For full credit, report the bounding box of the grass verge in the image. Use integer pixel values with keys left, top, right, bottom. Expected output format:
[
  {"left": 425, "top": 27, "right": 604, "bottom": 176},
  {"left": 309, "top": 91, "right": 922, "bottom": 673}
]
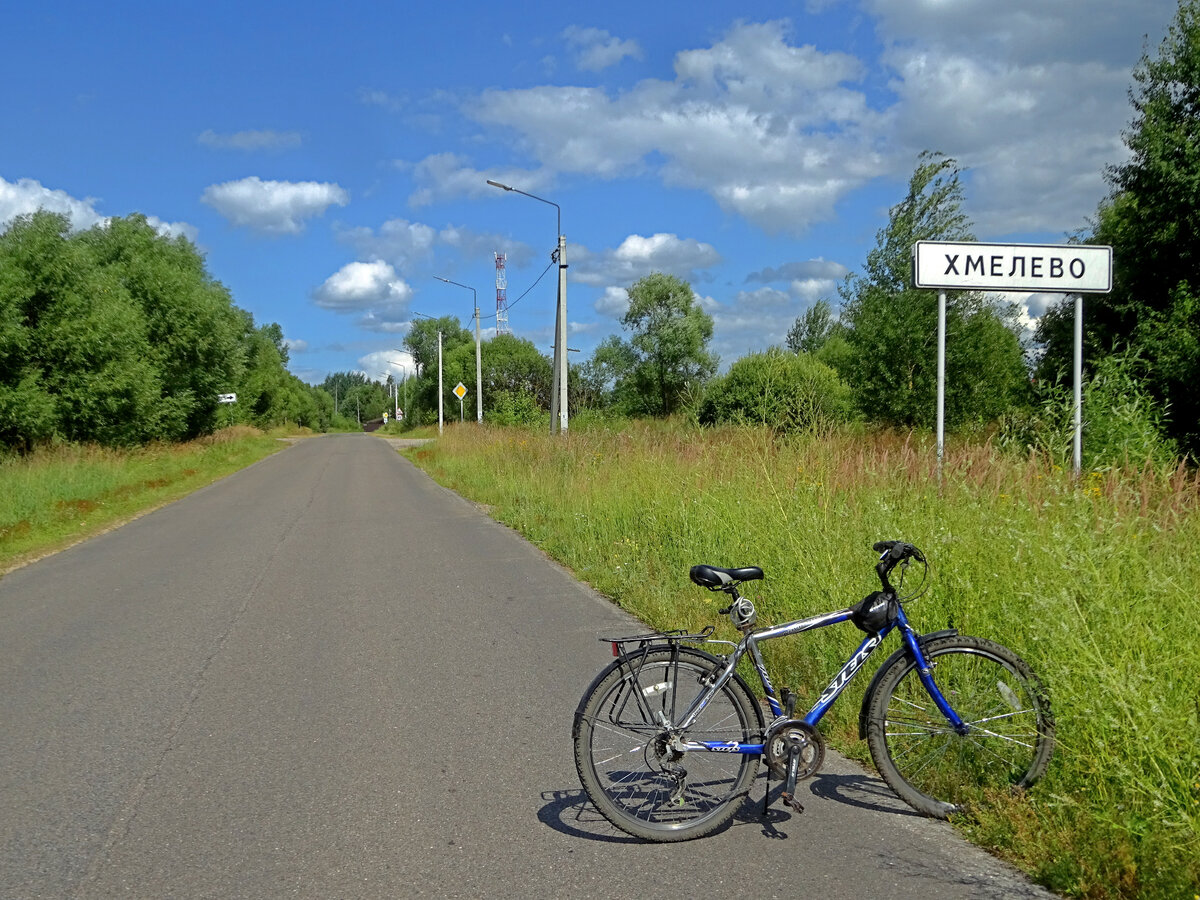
[
  {"left": 0, "top": 426, "right": 295, "bottom": 574},
  {"left": 405, "top": 420, "right": 1200, "bottom": 900}
]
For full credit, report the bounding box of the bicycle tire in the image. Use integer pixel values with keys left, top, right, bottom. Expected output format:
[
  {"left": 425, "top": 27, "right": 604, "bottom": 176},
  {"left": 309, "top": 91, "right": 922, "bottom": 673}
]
[
  {"left": 572, "top": 646, "right": 761, "bottom": 842},
  {"left": 865, "top": 634, "right": 1055, "bottom": 818}
]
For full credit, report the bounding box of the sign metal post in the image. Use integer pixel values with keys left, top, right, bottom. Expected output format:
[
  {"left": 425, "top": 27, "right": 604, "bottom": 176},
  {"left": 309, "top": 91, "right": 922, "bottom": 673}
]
[{"left": 913, "top": 241, "right": 1112, "bottom": 481}]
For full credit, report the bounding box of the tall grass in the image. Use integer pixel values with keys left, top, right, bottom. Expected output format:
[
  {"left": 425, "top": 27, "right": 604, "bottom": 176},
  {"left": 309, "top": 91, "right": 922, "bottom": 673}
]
[
  {"left": 409, "top": 421, "right": 1200, "bottom": 900},
  {"left": 0, "top": 426, "right": 288, "bottom": 573}
]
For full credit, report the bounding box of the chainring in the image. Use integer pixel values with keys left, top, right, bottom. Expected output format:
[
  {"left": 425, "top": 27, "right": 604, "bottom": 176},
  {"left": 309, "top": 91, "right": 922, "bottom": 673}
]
[{"left": 765, "top": 720, "right": 825, "bottom": 779}]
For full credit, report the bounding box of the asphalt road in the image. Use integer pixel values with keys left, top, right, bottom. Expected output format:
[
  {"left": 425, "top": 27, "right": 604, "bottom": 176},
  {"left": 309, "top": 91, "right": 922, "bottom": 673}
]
[{"left": 0, "top": 434, "right": 1056, "bottom": 899}]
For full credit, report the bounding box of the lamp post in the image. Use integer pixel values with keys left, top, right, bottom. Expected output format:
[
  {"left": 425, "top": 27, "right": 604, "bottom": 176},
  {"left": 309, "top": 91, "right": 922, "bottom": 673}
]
[
  {"left": 411, "top": 313, "right": 444, "bottom": 434},
  {"left": 434, "top": 276, "right": 483, "bottom": 424},
  {"left": 487, "top": 179, "right": 568, "bottom": 435},
  {"left": 388, "top": 349, "right": 411, "bottom": 420}
]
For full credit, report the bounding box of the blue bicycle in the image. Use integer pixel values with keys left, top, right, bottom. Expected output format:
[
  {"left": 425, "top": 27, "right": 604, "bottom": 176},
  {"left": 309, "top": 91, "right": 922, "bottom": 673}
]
[{"left": 572, "top": 541, "right": 1055, "bottom": 842}]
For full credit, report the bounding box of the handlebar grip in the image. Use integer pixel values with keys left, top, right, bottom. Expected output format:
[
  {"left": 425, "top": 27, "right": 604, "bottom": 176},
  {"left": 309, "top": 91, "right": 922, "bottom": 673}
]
[{"left": 873, "top": 540, "right": 925, "bottom": 563}]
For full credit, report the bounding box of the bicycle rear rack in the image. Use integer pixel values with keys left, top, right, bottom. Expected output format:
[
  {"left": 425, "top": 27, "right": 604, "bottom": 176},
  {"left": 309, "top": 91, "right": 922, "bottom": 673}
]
[{"left": 600, "top": 626, "right": 716, "bottom": 656}]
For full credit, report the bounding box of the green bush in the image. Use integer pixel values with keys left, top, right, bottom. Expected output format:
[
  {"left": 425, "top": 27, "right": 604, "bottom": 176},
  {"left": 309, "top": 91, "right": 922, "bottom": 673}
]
[
  {"left": 487, "top": 389, "right": 548, "bottom": 427},
  {"left": 699, "top": 348, "right": 853, "bottom": 433},
  {"left": 1000, "top": 349, "right": 1177, "bottom": 470}
]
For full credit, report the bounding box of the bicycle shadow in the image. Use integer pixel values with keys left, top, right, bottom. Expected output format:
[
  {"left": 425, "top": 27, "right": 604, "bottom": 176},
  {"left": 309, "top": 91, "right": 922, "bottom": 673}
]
[{"left": 539, "top": 770, "right": 917, "bottom": 844}]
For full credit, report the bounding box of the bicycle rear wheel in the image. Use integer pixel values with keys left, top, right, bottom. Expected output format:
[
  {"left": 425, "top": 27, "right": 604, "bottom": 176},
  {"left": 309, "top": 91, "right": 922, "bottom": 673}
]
[
  {"left": 572, "top": 646, "right": 761, "bottom": 842},
  {"left": 865, "top": 634, "right": 1054, "bottom": 818}
]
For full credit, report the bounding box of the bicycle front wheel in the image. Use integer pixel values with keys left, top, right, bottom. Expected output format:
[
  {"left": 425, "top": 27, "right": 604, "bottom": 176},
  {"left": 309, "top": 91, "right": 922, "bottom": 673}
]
[
  {"left": 865, "top": 635, "right": 1054, "bottom": 818},
  {"left": 572, "top": 646, "right": 761, "bottom": 842}
]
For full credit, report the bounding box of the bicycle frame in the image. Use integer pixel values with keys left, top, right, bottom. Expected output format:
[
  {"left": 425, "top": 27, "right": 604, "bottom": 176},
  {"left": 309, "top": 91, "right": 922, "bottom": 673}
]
[{"left": 660, "top": 600, "right": 967, "bottom": 756}]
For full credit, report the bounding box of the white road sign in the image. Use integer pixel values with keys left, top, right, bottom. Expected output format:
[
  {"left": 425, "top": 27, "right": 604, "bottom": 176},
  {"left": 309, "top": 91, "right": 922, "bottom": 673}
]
[{"left": 913, "top": 241, "right": 1113, "bottom": 293}]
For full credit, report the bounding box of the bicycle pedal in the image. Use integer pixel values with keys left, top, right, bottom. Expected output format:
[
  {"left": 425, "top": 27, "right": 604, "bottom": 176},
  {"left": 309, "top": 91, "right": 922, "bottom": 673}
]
[{"left": 781, "top": 792, "right": 805, "bottom": 814}]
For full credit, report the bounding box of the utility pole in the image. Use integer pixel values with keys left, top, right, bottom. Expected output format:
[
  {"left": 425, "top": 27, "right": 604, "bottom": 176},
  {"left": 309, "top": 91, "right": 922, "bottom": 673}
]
[{"left": 487, "top": 179, "right": 568, "bottom": 434}]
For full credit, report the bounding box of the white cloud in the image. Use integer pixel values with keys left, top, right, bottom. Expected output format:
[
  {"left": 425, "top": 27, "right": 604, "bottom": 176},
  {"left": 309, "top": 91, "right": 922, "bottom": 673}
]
[
  {"left": 454, "top": 8, "right": 1174, "bottom": 240},
  {"left": 563, "top": 26, "right": 642, "bottom": 71},
  {"left": 0, "top": 177, "right": 197, "bottom": 241},
  {"left": 573, "top": 232, "right": 721, "bottom": 287},
  {"left": 314, "top": 261, "right": 413, "bottom": 331},
  {"left": 359, "top": 349, "right": 417, "bottom": 381},
  {"left": 198, "top": 129, "right": 303, "bottom": 151},
  {"left": 467, "top": 20, "right": 888, "bottom": 234},
  {"left": 594, "top": 285, "right": 629, "bottom": 318},
  {"left": 407, "top": 152, "right": 553, "bottom": 209},
  {"left": 144, "top": 215, "right": 199, "bottom": 242},
  {"left": 705, "top": 289, "right": 816, "bottom": 363},
  {"left": 790, "top": 278, "right": 838, "bottom": 302},
  {"left": 201, "top": 176, "right": 348, "bottom": 234},
  {"left": 338, "top": 218, "right": 438, "bottom": 266},
  {"left": 283, "top": 337, "right": 309, "bottom": 353},
  {"left": 337, "top": 215, "right": 535, "bottom": 271},
  {"left": 869, "top": 0, "right": 1176, "bottom": 236},
  {"left": 0, "top": 176, "right": 107, "bottom": 231}
]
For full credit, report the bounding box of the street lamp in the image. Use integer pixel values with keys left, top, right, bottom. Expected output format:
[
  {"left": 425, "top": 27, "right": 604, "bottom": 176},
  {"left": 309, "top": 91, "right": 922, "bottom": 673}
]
[
  {"left": 487, "top": 179, "right": 568, "bottom": 435},
  {"left": 434, "top": 276, "right": 483, "bottom": 425},
  {"left": 412, "top": 313, "right": 444, "bottom": 435},
  {"left": 388, "top": 350, "right": 412, "bottom": 420}
]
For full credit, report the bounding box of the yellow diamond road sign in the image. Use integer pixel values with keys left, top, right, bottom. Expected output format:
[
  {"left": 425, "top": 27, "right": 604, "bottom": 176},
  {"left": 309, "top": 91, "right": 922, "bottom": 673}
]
[{"left": 453, "top": 382, "right": 467, "bottom": 400}]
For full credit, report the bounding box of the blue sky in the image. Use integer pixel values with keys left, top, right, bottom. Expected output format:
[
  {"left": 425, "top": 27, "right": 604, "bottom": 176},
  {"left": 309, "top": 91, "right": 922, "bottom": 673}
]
[{"left": 0, "top": 0, "right": 1176, "bottom": 385}]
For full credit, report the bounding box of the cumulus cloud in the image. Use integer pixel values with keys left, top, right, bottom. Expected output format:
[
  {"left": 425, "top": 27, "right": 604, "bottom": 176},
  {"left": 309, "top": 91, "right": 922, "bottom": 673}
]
[
  {"left": 359, "top": 349, "right": 417, "bottom": 381},
  {"left": 869, "top": 0, "right": 1175, "bottom": 235},
  {"left": 201, "top": 176, "right": 348, "bottom": 234},
  {"left": 468, "top": 20, "right": 887, "bottom": 234},
  {"left": 0, "top": 176, "right": 196, "bottom": 241},
  {"left": 407, "top": 152, "right": 553, "bottom": 209},
  {"left": 337, "top": 218, "right": 438, "bottom": 266},
  {"left": 573, "top": 232, "right": 721, "bottom": 288},
  {"left": 594, "top": 285, "right": 630, "bottom": 318},
  {"left": 453, "top": 8, "right": 1174, "bottom": 240},
  {"left": 198, "top": 129, "right": 303, "bottom": 151},
  {"left": 563, "top": 26, "right": 643, "bottom": 71},
  {"left": 704, "top": 288, "right": 822, "bottom": 363},
  {"left": 314, "top": 261, "right": 413, "bottom": 331},
  {"left": 337, "top": 216, "right": 535, "bottom": 271},
  {"left": 0, "top": 176, "right": 107, "bottom": 231}
]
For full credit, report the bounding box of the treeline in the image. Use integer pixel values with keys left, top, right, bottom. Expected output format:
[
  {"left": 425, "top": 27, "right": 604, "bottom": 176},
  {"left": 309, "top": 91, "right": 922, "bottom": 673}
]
[{"left": 0, "top": 211, "right": 331, "bottom": 450}]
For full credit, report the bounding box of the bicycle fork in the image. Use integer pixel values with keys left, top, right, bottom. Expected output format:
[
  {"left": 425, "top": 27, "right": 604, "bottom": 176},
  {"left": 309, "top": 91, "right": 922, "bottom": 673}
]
[{"left": 899, "top": 625, "right": 969, "bottom": 736}]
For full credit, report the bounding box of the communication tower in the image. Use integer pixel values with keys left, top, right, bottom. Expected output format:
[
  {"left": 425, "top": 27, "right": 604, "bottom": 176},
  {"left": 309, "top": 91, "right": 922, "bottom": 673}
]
[{"left": 494, "top": 252, "right": 510, "bottom": 335}]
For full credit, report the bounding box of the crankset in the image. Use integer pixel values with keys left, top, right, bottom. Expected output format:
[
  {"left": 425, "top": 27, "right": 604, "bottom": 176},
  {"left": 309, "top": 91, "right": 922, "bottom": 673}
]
[{"left": 764, "top": 719, "right": 825, "bottom": 814}]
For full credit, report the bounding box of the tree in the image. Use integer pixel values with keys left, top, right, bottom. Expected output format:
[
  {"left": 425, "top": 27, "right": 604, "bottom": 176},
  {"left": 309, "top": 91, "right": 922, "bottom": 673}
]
[
  {"left": 1038, "top": 0, "right": 1200, "bottom": 454},
  {"left": 479, "top": 333, "right": 551, "bottom": 411},
  {"left": 573, "top": 335, "right": 637, "bottom": 413},
  {"left": 619, "top": 273, "right": 718, "bottom": 417},
  {"left": 0, "top": 210, "right": 305, "bottom": 448},
  {"left": 403, "top": 316, "right": 472, "bottom": 376},
  {"left": 841, "top": 152, "right": 1028, "bottom": 428},
  {"left": 0, "top": 212, "right": 162, "bottom": 446},
  {"left": 79, "top": 215, "right": 245, "bottom": 440},
  {"left": 785, "top": 299, "right": 837, "bottom": 354}
]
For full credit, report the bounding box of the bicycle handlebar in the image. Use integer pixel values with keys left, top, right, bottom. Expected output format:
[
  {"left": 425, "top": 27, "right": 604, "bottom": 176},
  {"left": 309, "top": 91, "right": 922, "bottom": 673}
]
[{"left": 872, "top": 540, "right": 925, "bottom": 593}]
